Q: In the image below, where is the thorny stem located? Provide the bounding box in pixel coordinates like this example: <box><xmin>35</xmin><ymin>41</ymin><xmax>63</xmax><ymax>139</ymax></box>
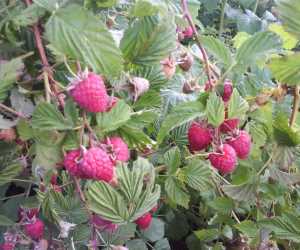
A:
<box><xmin>0</xmin><ymin>102</ymin><xmax>27</xmax><ymax>119</ymax></box>
<box><xmin>289</xmin><ymin>86</ymin><xmax>300</xmax><ymax>127</ymax></box>
<box><xmin>24</xmin><ymin>0</ymin><xmax>65</xmax><ymax>108</ymax></box>
<box><xmin>181</xmin><ymin>0</ymin><xmax>213</xmax><ymax>86</ymax></box>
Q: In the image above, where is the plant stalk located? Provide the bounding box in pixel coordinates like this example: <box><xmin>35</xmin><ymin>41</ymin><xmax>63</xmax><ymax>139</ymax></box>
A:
<box><xmin>219</xmin><ymin>0</ymin><xmax>227</xmax><ymax>38</ymax></box>
<box><xmin>289</xmin><ymin>86</ymin><xmax>300</xmax><ymax>126</ymax></box>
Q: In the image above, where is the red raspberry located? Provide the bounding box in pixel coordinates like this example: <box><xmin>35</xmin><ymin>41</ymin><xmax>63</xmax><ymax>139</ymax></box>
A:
<box><xmin>183</xmin><ymin>26</ymin><xmax>194</xmax><ymax>38</ymax></box>
<box><xmin>79</xmin><ymin>147</ymin><xmax>115</xmax><ymax>182</ymax></box>
<box><xmin>208</xmin><ymin>144</ymin><xmax>237</xmax><ymax>174</ymax></box>
<box><xmin>220</xmin><ymin>119</ymin><xmax>239</xmax><ymax>133</ymax></box>
<box><xmin>227</xmin><ymin>130</ymin><xmax>251</xmax><ymax>159</ymax></box>
<box><xmin>69</xmin><ymin>72</ymin><xmax>109</xmax><ymax>112</ymax></box>
<box><xmin>104</xmin><ymin>137</ymin><xmax>130</xmax><ymax>162</ymax></box>
<box><xmin>188</xmin><ymin>122</ymin><xmax>212</xmax><ymax>152</ymax></box>
<box><xmin>222</xmin><ymin>80</ymin><xmax>233</xmax><ymax>102</ymax></box>
<box><xmin>63</xmin><ymin>149</ymin><xmax>83</xmax><ymax>177</ymax></box>
<box><xmin>92</xmin><ymin>215</ymin><xmax>118</xmax><ymax>232</ymax></box>
<box><xmin>0</xmin><ymin>129</ymin><xmax>16</xmax><ymax>142</ymax></box>
<box><xmin>0</xmin><ymin>243</ymin><xmax>14</xmax><ymax>250</ymax></box>
<box><xmin>160</xmin><ymin>58</ymin><xmax>176</xmax><ymax>79</ymax></box>
<box><xmin>135</xmin><ymin>212</ymin><xmax>152</xmax><ymax>230</ymax></box>
<box><xmin>24</xmin><ymin>219</ymin><xmax>44</xmax><ymax>240</ymax></box>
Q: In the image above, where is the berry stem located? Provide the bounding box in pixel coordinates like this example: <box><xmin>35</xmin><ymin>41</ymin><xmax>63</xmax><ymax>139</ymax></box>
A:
<box><xmin>181</xmin><ymin>0</ymin><xmax>213</xmax><ymax>86</ymax></box>
<box><xmin>289</xmin><ymin>86</ymin><xmax>300</xmax><ymax>127</ymax></box>
<box><xmin>0</xmin><ymin>102</ymin><xmax>27</xmax><ymax>119</ymax></box>
<box><xmin>23</xmin><ymin>0</ymin><xmax>65</xmax><ymax>108</ymax></box>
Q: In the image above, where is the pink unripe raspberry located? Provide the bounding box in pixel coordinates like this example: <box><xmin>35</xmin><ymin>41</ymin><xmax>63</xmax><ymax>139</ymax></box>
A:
<box><xmin>188</xmin><ymin>122</ymin><xmax>212</xmax><ymax>152</ymax></box>
<box><xmin>0</xmin><ymin>243</ymin><xmax>14</xmax><ymax>250</ymax></box>
<box><xmin>222</xmin><ymin>80</ymin><xmax>233</xmax><ymax>102</ymax></box>
<box><xmin>183</xmin><ymin>26</ymin><xmax>194</xmax><ymax>38</ymax></box>
<box><xmin>24</xmin><ymin>219</ymin><xmax>44</xmax><ymax>240</ymax></box>
<box><xmin>79</xmin><ymin>147</ymin><xmax>115</xmax><ymax>182</ymax></box>
<box><xmin>104</xmin><ymin>137</ymin><xmax>130</xmax><ymax>162</ymax></box>
<box><xmin>92</xmin><ymin>215</ymin><xmax>118</xmax><ymax>232</ymax></box>
<box><xmin>209</xmin><ymin>144</ymin><xmax>237</xmax><ymax>174</ymax></box>
<box><xmin>220</xmin><ymin>119</ymin><xmax>239</xmax><ymax>133</ymax></box>
<box><xmin>69</xmin><ymin>72</ymin><xmax>109</xmax><ymax>113</ymax></box>
<box><xmin>135</xmin><ymin>212</ymin><xmax>152</xmax><ymax>230</ymax></box>
<box><xmin>63</xmin><ymin>149</ymin><xmax>83</xmax><ymax>177</ymax></box>
<box><xmin>0</xmin><ymin>129</ymin><xmax>16</xmax><ymax>142</ymax></box>
<box><xmin>227</xmin><ymin>130</ymin><xmax>251</xmax><ymax>159</ymax></box>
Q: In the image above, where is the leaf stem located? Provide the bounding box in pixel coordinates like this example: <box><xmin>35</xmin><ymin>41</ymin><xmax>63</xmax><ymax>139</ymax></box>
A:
<box><xmin>257</xmin><ymin>152</ymin><xmax>273</xmax><ymax>176</ymax></box>
<box><xmin>0</xmin><ymin>103</ymin><xmax>27</xmax><ymax>119</ymax></box>
<box><xmin>218</xmin><ymin>0</ymin><xmax>227</xmax><ymax>38</ymax></box>
<box><xmin>289</xmin><ymin>86</ymin><xmax>300</xmax><ymax>126</ymax></box>
<box><xmin>181</xmin><ymin>0</ymin><xmax>213</xmax><ymax>86</ymax></box>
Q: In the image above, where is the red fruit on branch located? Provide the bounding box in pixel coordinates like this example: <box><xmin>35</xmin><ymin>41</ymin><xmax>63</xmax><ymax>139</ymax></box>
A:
<box><xmin>208</xmin><ymin>144</ymin><xmax>237</xmax><ymax>174</ymax></box>
<box><xmin>222</xmin><ymin>80</ymin><xmax>233</xmax><ymax>102</ymax></box>
<box><xmin>220</xmin><ymin>118</ymin><xmax>239</xmax><ymax>133</ymax></box>
<box><xmin>79</xmin><ymin>147</ymin><xmax>115</xmax><ymax>182</ymax></box>
<box><xmin>69</xmin><ymin>72</ymin><xmax>109</xmax><ymax>112</ymax></box>
<box><xmin>104</xmin><ymin>137</ymin><xmax>130</xmax><ymax>162</ymax></box>
<box><xmin>183</xmin><ymin>26</ymin><xmax>194</xmax><ymax>38</ymax></box>
<box><xmin>92</xmin><ymin>215</ymin><xmax>118</xmax><ymax>232</ymax></box>
<box><xmin>188</xmin><ymin>122</ymin><xmax>212</xmax><ymax>152</ymax></box>
<box><xmin>135</xmin><ymin>212</ymin><xmax>152</xmax><ymax>230</ymax></box>
<box><xmin>24</xmin><ymin>219</ymin><xmax>44</xmax><ymax>240</ymax></box>
<box><xmin>227</xmin><ymin>130</ymin><xmax>251</xmax><ymax>159</ymax></box>
<box><xmin>63</xmin><ymin>149</ymin><xmax>83</xmax><ymax>177</ymax></box>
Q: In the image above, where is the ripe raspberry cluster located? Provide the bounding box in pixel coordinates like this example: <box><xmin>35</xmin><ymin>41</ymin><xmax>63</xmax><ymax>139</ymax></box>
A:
<box><xmin>134</xmin><ymin>204</ymin><xmax>158</xmax><ymax>230</ymax></box>
<box><xmin>188</xmin><ymin>80</ymin><xmax>252</xmax><ymax>174</ymax></box>
<box><xmin>20</xmin><ymin>207</ymin><xmax>45</xmax><ymax>240</ymax></box>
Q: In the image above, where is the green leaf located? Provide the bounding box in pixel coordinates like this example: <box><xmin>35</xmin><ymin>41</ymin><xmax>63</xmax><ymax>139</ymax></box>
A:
<box><xmin>181</xmin><ymin>160</ymin><xmax>213</xmax><ymax>192</ymax></box>
<box><xmin>273</xmin><ymin>112</ymin><xmax>300</xmax><ymax>146</ymax></box>
<box><xmin>233</xmin><ymin>32</ymin><xmax>252</xmax><ymax>49</ymax></box>
<box><xmin>0</xmin><ymin>163</ymin><xmax>23</xmax><ymax>186</ymax></box>
<box><xmin>33</xmin><ymin>0</ymin><xmax>69</xmax><ymax>11</ymax></box>
<box><xmin>96</xmin><ymin>0</ymin><xmax>118</xmax><ymax>8</ymax></box>
<box><xmin>142</xmin><ymin>218</ymin><xmax>164</xmax><ymax>241</ymax></box>
<box><xmin>259</xmin><ymin>213</ymin><xmax>300</xmax><ymax>242</ymax></box>
<box><xmin>278</xmin><ymin>0</ymin><xmax>300</xmax><ymax>39</ymax></box>
<box><xmin>234</xmin><ymin>220</ymin><xmax>258</xmax><ymax>239</ymax></box>
<box><xmin>269</xmin><ymin>166</ymin><xmax>300</xmax><ymax>186</ymax></box>
<box><xmin>96</xmin><ymin>100</ymin><xmax>131</xmax><ymax>133</ymax></box>
<box><xmin>207</xmin><ymin>197</ymin><xmax>235</xmax><ymax>215</ymax></box>
<box><xmin>64</xmin><ymin>99</ymin><xmax>78</xmax><ymax>126</ymax></box>
<box><xmin>165</xmin><ymin>177</ymin><xmax>190</xmax><ymax>208</ymax></box>
<box><xmin>164</xmin><ymin>147</ymin><xmax>181</xmax><ymax>175</ymax></box>
<box><xmin>269</xmin><ymin>23</ymin><xmax>298</xmax><ymax>50</ymax></box>
<box><xmin>126</xmin><ymin>239</ymin><xmax>148</xmax><ymax>250</ymax></box>
<box><xmin>157</xmin><ymin>101</ymin><xmax>204</xmax><ymax>144</ymax></box>
<box><xmin>154</xmin><ymin>238</ymin><xmax>171</xmax><ymax>250</ymax></box>
<box><xmin>45</xmin><ymin>4</ymin><xmax>123</xmax><ymax>76</ymax></box>
<box><xmin>268</xmin><ymin>53</ymin><xmax>300</xmax><ymax>86</ymax></box>
<box><xmin>32</xmin><ymin>102</ymin><xmax>73</xmax><ymax>130</ymax></box>
<box><xmin>0</xmin><ymin>214</ymin><xmax>15</xmax><ymax>226</ymax></box>
<box><xmin>86</xmin><ymin>181</ymin><xmax>129</xmax><ymax>223</ymax></box>
<box><xmin>13</xmin><ymin>3</ymin><xmax>46</xmax><ymax>27</ymax></box>
<box><xmin>236</xmin><ymin>31</ymin><xmax>282</xmax><ymax>68</ymax></box>
<box><xmin>201</xmin><ymin>36</ymin><xmax>233</xmax><ymax>68</ymax></box>
<box><xmin>120</xmin><ymin>15</ymin><xmax>176</xmax><ymax>65</ymax></box>
<box><xmin>227</xmin><ymin>89</ymin><xmax>249</xmax><ymax>119</ymax></box>
<box><xmin>130</xmin><ymin>0</ymin><xmax>161</xmax><ymax>17</ymax></box>
<box><xmin>194</xmin><ymin>229</ymin><xmax>219</xmax><ymax>242</ymax></box>
<box><xmin>17</xmin><ymin>119</ymin><xmax>33</xmax><ymax>140</ymax></box>
<box><xmin>34</xmin><ymin>143</ymin><xmax>63</xmax><ymax>169</ymax></box>
<box><xmin>0</xmin><ymin>58</ymin><xmax>24</xmax><ymax>102</ymax></box>
<box><xmin>206</xmin><ymin>92</ymin><xmax>225</xmax><ymax>127</ymax></box>
<box><xmin>222</xmin><ymin>182</ymin><xmax>257</xmax><ymax>202</ymax></box>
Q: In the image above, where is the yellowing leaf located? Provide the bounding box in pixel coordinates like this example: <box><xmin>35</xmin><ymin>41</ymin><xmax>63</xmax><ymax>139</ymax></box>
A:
<box><xmin>269</xmin><ymin>23</ymin><xmax>298</xmax><ymax>50</ymax></box>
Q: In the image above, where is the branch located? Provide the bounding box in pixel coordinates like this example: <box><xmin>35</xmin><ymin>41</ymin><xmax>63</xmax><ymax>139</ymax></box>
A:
<box><xmin>0</xmin><ymin>103</ymin><xmax>27</xmax><ymax>119</ymax></box>
<box><xmin>289</xmin><ymin>86</ymin><xmax>300</xmax><ymax>127</ymax></box>
<box><xmin>181</xmin><ymin>0</ymin><xmax>213</xmax><ymax>86</ymax></box>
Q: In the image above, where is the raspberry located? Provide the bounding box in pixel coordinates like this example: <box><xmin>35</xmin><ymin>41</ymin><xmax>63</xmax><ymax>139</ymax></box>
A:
<box><xmin>79</xmin><ymin>147</ymin><xmax>115</xmax><ymax>182</ymax></box>
<box><xmin>69</xmin><ymin>72</ymin><xmax>109</xmax><ymax>112</ymax></box>
<box><xmin>104</xmin><ymin>137</ymin><xmax>130</xmax><ymax>162</ymax></box>
<box><xmin>227</xmin><ymin>130</ymin><xmax>251</xmax><ymax>159</ymax></box>
<box><xmin>208</xmin><ymin>144</ymin><xmax>237</xmax><ymax>174</ymax></box>
<box><xmin>92</xmin><ymin>215</ymin><xmax>118</xmax><ymax>232</ymax></box>
<box><xmin>63</xmin><ymin>150</ymin><xmax>83</xmax><ymax>177</ymax></box>
<box><xmin>179</xmin><ymin>53</ymin><xmax>194</xmax><ymax>71</ymax></box>
<box><xmin>160</xmin><ymin>58</ymin><xmax>176</xmax><ymax>79</ymax></box>
<box><xmin>0</xmin><ymin>129</ymin><xmax>16</xmax><ymax>142</ymax></box>
<box><xmin>183</xmin><ymin>26</ymin><xmax>194</xmax><ymax>38</ymax></box>
<box><xmin>222</xmin><ymin>80</ymin><xmax>233</xmax><ymax>102</ymax></box>
<box><xmin>135</xmin><ymin>212</ymin><xmax>152</xmax><ymax>230</ymax></box>
<box><xmin>188</xmin><ymin>122</ymin><xmax>212</xmax><ymax>152</ymax></box>
<box><xmin>0</xmin><ymin>243</ymin><xmax>14</xmax><ymax>250</ymax></box>
<box><xmin>24</xmin><ymin>219</ymin><xmax>44</xmax><ymax>240</ymax></box>
<box><xmin>220</xmin><ymin>119</ymin><xmax>239</xmax><ymax>133</ymax></box>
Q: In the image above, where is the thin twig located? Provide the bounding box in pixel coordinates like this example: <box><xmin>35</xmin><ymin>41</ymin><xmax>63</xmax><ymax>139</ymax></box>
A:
<box><xmin>181</xmin><ymin>0</ymin><xmax>213</xmax><ymax>86</ymax></box>
<box><xmin>0</xmin><ymin>103</ymin><xmax>27</xmax><ymax>119</ymax></box>
<box><xmin>257</xmin><ymin>152</ymin><xmax>273</xmax><ymax>176</ymax></box>
<box><xmin>289</xmin><ymin>86</ymin><xmax>300</xmax><ymax>126</ymax></box>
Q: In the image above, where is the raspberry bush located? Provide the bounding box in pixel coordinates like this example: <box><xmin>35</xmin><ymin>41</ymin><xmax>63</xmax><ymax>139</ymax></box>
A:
<box><xmin>1</xmin><ymin>0</ymin><xmax>300</xmax><ymax>249</ymax></box>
